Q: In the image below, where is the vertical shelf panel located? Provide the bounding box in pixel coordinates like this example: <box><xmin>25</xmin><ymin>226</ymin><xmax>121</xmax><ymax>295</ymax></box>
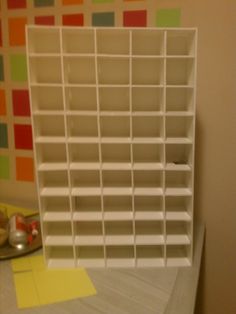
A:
<box><xmin>27</xmin><ymin>26</ymin><xmax>197</xmax><ymax>268</ymax></box>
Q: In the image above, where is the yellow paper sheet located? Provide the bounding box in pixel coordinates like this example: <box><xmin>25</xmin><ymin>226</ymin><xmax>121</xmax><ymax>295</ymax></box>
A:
<box><xmin>13</xmin><ymin>272</ymin><xmax>39</xmax><ymax>308</ymax></box>
<box><xmin>11</xmin><ymin>255</ymin><xmax>96</xmax><ymax>309</ymax></box>
<box><xmin>11</xmin><ymin>255</ymin><xmax>46</xmax><ymax>272</ymax></box>
<box><xmin>0</xmin><ymin>202</ymin><xmax>38</xmax><ymax>218</ymax></box>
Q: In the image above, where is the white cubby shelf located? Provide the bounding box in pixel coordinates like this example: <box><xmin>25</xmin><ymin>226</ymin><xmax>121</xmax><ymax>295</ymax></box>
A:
<box><xmin>26</xmin><ymin>26</ymin><xmax>197</xmax><ymax>268</ymax></box>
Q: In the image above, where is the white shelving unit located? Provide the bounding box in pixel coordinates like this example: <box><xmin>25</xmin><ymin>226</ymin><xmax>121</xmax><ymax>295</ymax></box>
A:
<box><xmin>26</xmin><ymin>26</ymin><xmax>197</xmax><ymax>268</ymax></box>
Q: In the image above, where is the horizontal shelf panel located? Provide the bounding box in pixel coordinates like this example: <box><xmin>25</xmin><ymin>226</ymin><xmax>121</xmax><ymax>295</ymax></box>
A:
<box><xmin>134</xmin><ymin>187</ymin><xmax>164</xmax><ymax>196</ymax></box>
<box><xmin>166</xmin><ymin>212</ymin><xmax>191</xmax><ymax>221</ymax></box>
<box><xmin>133</xmin><ymin>163</ymin><xmax>164</xmax><ymax>170</ymax></box>
<box><xmin>166</xmin><ymin>235</ymin><xmax>191</xmax><ymax>245</ymax></box>
<box><xmin>73</xmin><ymin>212</ymin><xmax>103</xmax><ymax>221</ymax></box>
<box><xmin>47</xmin><ymin>259</ymin><xmax>75</xmax><ymax>268</ymax></box>
<box><xmin>136</xmin><ymin>258</ymin><xmax>165</xmax><ymax>267</ymax></box>
<box><xmin>43</xmin><ymin>212</ymin><xmax>71</xmax><ymax>221</ymax></box>
<box><xmin>105</xmin><ymin>235</ymin><xmax>134</xmax><ymax>245</ymax></box>
<box><xmin>75</xmin><ymin>235</ymin><xmax>104</xmax><ymax>245</ymax></box>
<box><xmin>104</xmin><ymin>212</ymin><xmax>133</xmax><ymax>221</ymax></box>
<box><xmin>72</xmin><ymin>187</ymin><xmax>102</xmax><ymax>196</ymax></box>
<box><xmin>35</xmin><ymin>136</ymin><xmax>66</xmax><ymax>143</ymax></box>
<box><xmin>38</xmin><ymin>163</ymin><xmax>68</xmax><ymax>171</ymax></box>
<box><xmin>165</xmin><ymin>138</ymin><xmax>193</xmax><ymax>144</ymax></box>
<box><xmin>68</xmin><ymin>137</ymin><xmax>99</xmax><ymax>144</ymax></box>
<box><xmin>40</xmin><ymin>187</ymin><xmax>70</xmax><ymax>196</ymax></box>
<box><xmin>106</xmin><ymin>259</ymin><xmax>135</xmax><ymax>268</ymax></box>
<box><xmin>132</xmin><ymin>111</ymin><xmax>164</xmax><ymax>116</ymax></box>
<box><xmin>165</xmin><ymin>111</ymin><xmax>194</xmax><ymax>117</ymax></box>
<box><xmin>136</xmin><ymin>235</ymin><xmax>164</xmax><ymax>245</ymax></box>
<box><xmin>70</xmin><ymin>162</ymin><xmax>100</xmax><ymax>170</ymax></box>
<box><xmin>102</xmin><ymin>162</ymin><xmax>132</xmax><ymax>170</ymax></box>
<box><xmin>165</xmin><ymin>163</ymin><xmax>191</xmax><ymax>171</ymax></box>
<box><xmin>45</xmin><ymin>236</ymin><xmax>73</xmax><ymax>246</ymax></box>
<box><xmin>103</xmin><ymin>187</ymin><xmax>133</xmax><ymax>196</ymax></box>
<box><xmin>135</xmin><ymin>212</ymin><xmax>164</xmax><ymax>220</ymax></box>
<box><xmin>165</xmin><ymin>188</ymin><xmax>192</xmax><ymax>196</ymax></box>
<box><xmin>33</xmin><ymin>110</ymin><xmax>64</xmax><ymax>116</ymax></box>
<box><xmin>166</xmin><ymin>258</ymin><xmax>191</xmax><ymax>267</ymax></box>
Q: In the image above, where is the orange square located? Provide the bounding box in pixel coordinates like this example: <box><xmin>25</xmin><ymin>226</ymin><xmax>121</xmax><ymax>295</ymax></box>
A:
<box><xmin>62</xmin><ymin>0</ymin><xmax>83</xmax><ymax>4</ymax></box>
<box><xmin>0</xmin><ymin>89</ymin><xmax>6</xmax><ymax>115</ymax></box>
<box><xmin>8</xmin><ymin>17</ymin><xmax>27</xmax><ymax>46</ymax></box>
<box><xmin>16</xmin><ymin>156</ymin><xmax>34</xmax><ymax>182</ymax></box>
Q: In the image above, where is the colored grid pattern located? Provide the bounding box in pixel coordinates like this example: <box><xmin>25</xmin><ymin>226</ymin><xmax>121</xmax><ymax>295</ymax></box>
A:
<box><xmin>0</xmin><ymin>1</ymin><xmax>181</xmax><ymax>182</ymax></box>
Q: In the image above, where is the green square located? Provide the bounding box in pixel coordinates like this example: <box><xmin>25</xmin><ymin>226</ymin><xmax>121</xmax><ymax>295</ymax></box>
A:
<box><xmin>34</xmin><ymin>0</ymin><xmax>54</xmax><ymax>7</ymax></box>
<box><xmin>0</xmin><ymin>156</ymin><xmax>10</xmax><ymax>179</ymax></box>
<box><xmin>0</xmin><ymin>56</ymin><xmax>4</xmax><ymax>81</ymax></box>
<box><xmin>10</xmin><ymin>54</ymin><xmax>27</xmax><ymax>82</ymax></box>
<box><xmin>156</xmin><ymin>8</ymin><xmax>181</xmax><ymax>27</ymax></box>
<box><xmin>92</xmin><ymin>12</ymin><xmax>114</xmax><ymax>27</ymax></box>
<box><xmin>0</xmin><ymin>123</ymin><xmax>8</xmax><ymax>148</ymax></box>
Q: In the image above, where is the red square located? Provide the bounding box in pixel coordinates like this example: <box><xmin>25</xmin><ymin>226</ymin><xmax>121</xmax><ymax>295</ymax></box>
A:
<box><xmin>12</xmin><ymin>90</ymin><xmax>30</xmax><ymax>117</ymax></box>
<box><xmin>35</xmin><ymin>16</ymin><xmax>55</xmax><ymax>25</ymax></box>
<box><xmin>62</xmin><ymin>14</ymin><xmax>84</xmax><ymax>26</ymax></box>
<box><xmin>7</xmin><ymin>0</ymin><xmax>26</xmax><ymax>9</ymax></box>
<box><xmin>14</xmin><ymin>124</ymin><xmax>33</xmax><ymax>150</ymax></box>
<box><xmin>123</xmin><ymin>10</ymin><xmax>147</xmax><ymax>27</ymax></box>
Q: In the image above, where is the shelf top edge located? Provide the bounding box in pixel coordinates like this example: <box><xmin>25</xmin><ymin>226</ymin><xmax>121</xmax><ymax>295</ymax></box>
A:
<box><xmin>26</xmin><ymin>25</ymin><xmax>198</xmax><ymax>32</ymax></box>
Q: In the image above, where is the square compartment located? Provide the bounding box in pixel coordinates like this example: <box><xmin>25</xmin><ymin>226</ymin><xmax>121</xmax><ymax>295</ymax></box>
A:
<box><xmin>97</xmin><ymin>29</ymin><xmax>129</xmax><ymax>55</ymax></box>
<box><xmin>74</xmin><ymin>196</ymin><xmax>102</xmax><ymax>215</ymax></box>
<box><xmin>134</xmin><ymin>195</ymin><xmax>163</xmax><ymax>219</ymax></box>
<box><xmin>132</xmin><ymin>58</ymin><xmax>164</xmax><ymax>85</ymax></box>
<box><xmin>68</xmin><ymin>115</ymin><xmax>98</xmax><ymax>138</ymax></box>
<box><xmin>71</xmin><ymin>170</ymin><xmax>100</xmax><ymax>188</ymax></box>
<box><xmin>99</xmin><ymin>87</ymin><xmax>129</xmax><ymax>112</ymax></box>
<box><xmin>41</xmin><ymin>196</ymin><xmax>70</xmax><ymax>219</ymax></box>
<box><xmin>166</xmin><ymin>58</ymin><xmax>194</xmax><ymax>86</ymax></box>
<box><xmin>166</xmin><ymin>116</ymin><xmax>193</xmax><ymax>141</ymax></box>
<box><xmin>37</xmin><ymin>143</ymin><xmax>67</xmax><ymax>166</ymax></box>
<box><xmin>103</xmin><ymin>196</ymin><xmax>132</xmax><ymax>219</ymax></box>
<box><xmin>135</xmin><ymin>221</ymin><xmax>164</xmax><ymax>246</ymax></box>
<box><xmin>65</xmin><ymin>87</ymin><xmax>97</xmax><ymax>111</ymax></box>
<box><xmin>132</xmin><ymin>29</ymin><xmax>164</xmax><ymax>55</ymax></box>
<box><xmin>102</xmin><ymin>170</ymin><xmax>132</xmax><ymax>188</ymax></box>
<box><xmin>166</xmin><ymin>245</ymin><xmax>191</xmax><ymax>266</ymax></box>
<box><xmin>133</xmin><ymin>143</ymin><xmax>164</xmax><ymax>166</ymax></box>
<box><xmin>75</xmin><ymin>221</ymin><xmax>103</xmax><ymax>236</ymax></box>
<box><xmin>69</xmin><ymin>143</ymin><xmax>99</xmax><ymax>163</ymax></box>
<box><xmin>105</xmin><ymin>220</ymin><xmax>134</xmax><ymax>245</ymax></box>
<box><xmin>106</xmin><ymin>246</ymin><xmax>135</xmax><ymax>267</ymax></box>
<box><xmin>29</xmin><ymin>56</ymin><xmax>62</xmax><ymax>84</ymax></box>
<box><xmin>45</xmin><ymin>246</ymin><xmax>75</xmax><ymax>268</ymax></box>
<box><xmin>132</xmin><ymin>116</ymin><xmax>163</xmax><ymax>139</ymax></box>
<box><xmin>34</xmin><ymin>115</ymin><xmax>65</xmax><ymax>138</ymax></box>
<box><xmin>133</xmin><ymin>170</ymin><xmax>163</xmax><ymax>188</ymax></box>
<box><xmin>167</xmin><ymin>30</ymin><xmax>196</xmax><ymax>56</ymax></box>
<box><xmin>38</xmin><ymin>170</ymin><xmax>69</xmax><ymax>189</ymax></box>
<box><xmin>31</xmin><ymin>86</ymin><xmax>63</xmax><ymax>111</ymax></box>
<box><xmin>27</xmin><ymin>28</ymin><xmax>60</xmax><ymax>54</ymax></box>
<box><xmin>43</xmin><ymin>221</ymin><xmax>73</xmax><ymax>246</ymax></box>
<box><xmin>136</xmin><ymin>245</ymin><xmax>164</xmax><ymax>267</ymax></box>
<box><xmin>132</xmin><ymin>87</ymin><xmax>164</xmax><ymax>112</ymax></box>
<box><xmin>100</xmin><ymin>116</ymin><xmax>130</xmax><ymax>138</ymax></box>
<box><xmin>101</xmin><ymin>143</ymin><xmax>130</xmax><ymax>164</ymax></box>
<box><xmin>98</xmin><ymin>57</ymin><xmax>129</xmax><ymax>85</ymax></box>
<box><xmin>76</xmin><ymin>246</ymin><xmax>105</xmax><ymax>267</ymax></box>
<box><xmin>62</xmin><ymin>29</ymin><xmax>94</xmax><ymax>54</ymax></box>
<box><xmin>165</xmin><ymin>171</ymin><xmax>191</xmax><ymax>190</ymax></box>
<box><xmin>166</xmin><ymin>143</ymin><xmax>192</xmax><ymax>169</ymax></box>
<box><xmin>64</xmin><ymin>56</ymin><xmax>96</xmax><ymax>84</ymax></box>
<box><xmin>165</xmin><ymin>196</ymin><xmax>192</xmax><ymax>221</ymax></box>
<box><xmin>166</xmin><ymin>87</ymin><xmax>194</xmax><ymax>112</ymax></box>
